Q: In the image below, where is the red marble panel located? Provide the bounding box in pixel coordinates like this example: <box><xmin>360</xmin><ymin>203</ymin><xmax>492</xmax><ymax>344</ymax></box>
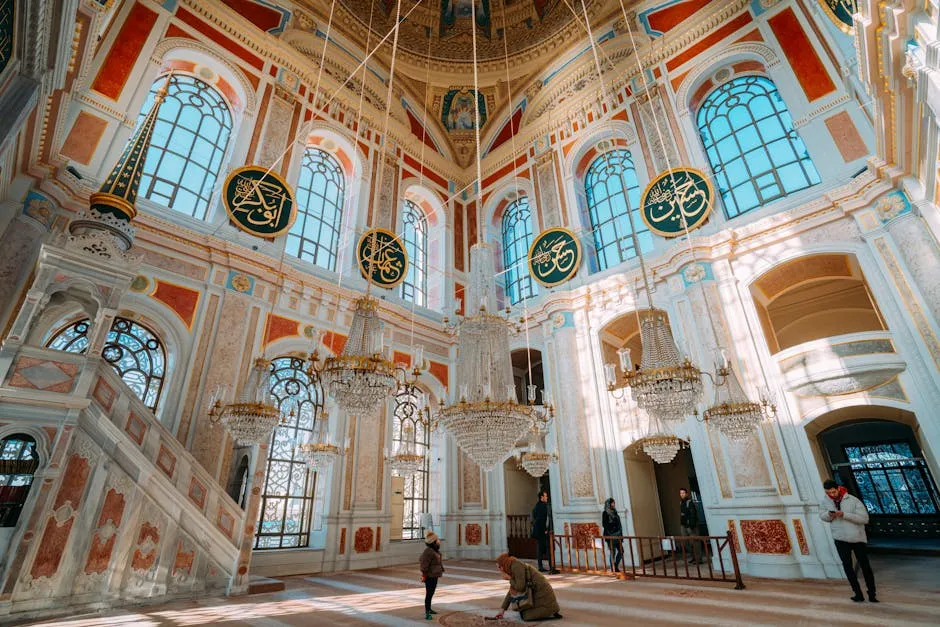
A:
<box><xmin>768</xmin><ymin>8</ymin><xmax>835</xmax><ymax>102</ymax></box>
<box><xmin>150</xmin><ymin>280</ymin><xmax>200</xmax><ymax>329</ymax></box>
<box><xmin>7</xmin><ymin>357</ymin><xmax>80</xmax><ymax>393</ymax></box>
<box><xmin>429</xmin><ymin>361</ymin><xmax>448</xmax><ymax>390</ymax></box>
<box><xmin>84</xmin><ymin>488</ymin><xmax>126</xmax><ymax>575</ymax></box>
<box><xmin>131</xmin><ymin>522</ymin><xmax>160</xmax><ymax>571</ymax></box>
<box><xmin>59</xmin><ymin>111</ymin><xmax>108</xmax><ymax>165</ymax></box>
<box><xmin>175</xmin><ymin>7</ymin><xmax>264</xmax><ymax>70</ymax></box>
<box><xmin>172</xmin><ymin>541</ymin><xmax>196</xmax><ymax>576</ymax></box>
<box><xmin>92</xmin><ymin>377</ymin><xmax>116</xmax><ymax>411</ymax></box>
<box><xmin>666</xmin><ymin>13</ymin><xmax>753</xmax><ymax>71</ymax></box>
<box><xmin>375</xmin><ymin>526</ymin><xmax>382</xmax><ymax>552</ymax></box>
<box><xmin>354</xmin><ymin>527</ymin><xmax>373</xmax><ymax>553</ymax></box>
<box><xmin>156</xmin><ymin>444</ymin><xmax>177</xmax><ymax>479</ymax></box>
<box><xmin>91</xmin><ymin>3</ymin><xmax>158</xmax><ymax>100</ymax></box>
<box><xmin>263</xmin><ymin>313</ymin><xmax>300</xmax><ymax>347</ymax></box>
<box><xmin>792</xmin><ymin>518</ymin><xmax>810</xmax><ymax>555</ymax></box>
<box><xmin>571</xmin><ymin>522</ymin><xmax>600</xmax><ymax>550</ymax></box>
<box><xmin>467</xmin><ymin>201</ymin><xmax>478</xmax><ymax>247</ymax></box>
<box><xmin>31</xmin><ymin>518</ymin><xmax>75</xmax><ymax>579</ymax></box>
<box><xmin>220</xmin><ymin>0</ymin><xmax>284</xmax><ymax>32</ymax></box>
<box><xmin>465</xmin><ymin>523</ymin><xmax>482</xmax><ymax>545</ymax></box>
<box><xmin>488</xmin><ymin>107</ymin><xmax>524</xmax><ymax>154</ymax></box>
<box><xmin>124</xmin><ymin>412</ymin><xmax>147</xmax><ymax>446</ymax></box>
<box><xmin>392</xmin><ymin>351</ymin><xmax>412</xmax><ymax>369</ymax></box>
<box><xmin>727</xmin><ymin>520</ymin><xmax>740</xmax><ymax>553</ymax></box>
<box><xmin>322</xmin><ymin>331</ymin><xmax>347</xmax><ymax>356</ymax></box>
<box><xmin>54</xmin><ymin>455</ymin><xmax>90</xmax><ymax>510</ymax></box>
<box><xmin>188</xmin><ymin>476</ymin><xmax>207</xmax><ymax>510</ymax></box>
<box><xmin>454</xmin><ymin>283</ymin><xmax>465</xmax><ymax>316</ymax></box>
<box><xmin>645</xmin><ymin>0</ymin><xmax>711</xmax><ymax>34</ymax></box>
<box><xmin>339</xmin><ymin>527</ymin><xmax>347</xmax><ymax>554</ymax></box>
<box><xmin>217</xmin><ymin>509</ymin><xmax>235</xmax><ymax>539</ymax></box>
<box><xmin>824</xmin><ymin>111</ymin><xmax>867</xmax><ymax>162</ymax></box>
<box><xmin>454</xmin><ymin>203</ymin><xmax>465</xmax><ymax>272</ymax></box>
<box><xmin>30</xmin><ymin>455</ymin><xmax>90</xmax><ymax>579</ymax></box>
<box><xmin>740</xmin><ymin>519</ymin><xmax>792</xmax><ymax>555</ymax></box>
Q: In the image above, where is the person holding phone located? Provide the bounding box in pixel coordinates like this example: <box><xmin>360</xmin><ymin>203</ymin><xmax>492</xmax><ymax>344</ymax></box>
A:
<box><xmin>820</xmin><ymin>479</ymin><xmax>877</xmax><ymax>603</ymax></box>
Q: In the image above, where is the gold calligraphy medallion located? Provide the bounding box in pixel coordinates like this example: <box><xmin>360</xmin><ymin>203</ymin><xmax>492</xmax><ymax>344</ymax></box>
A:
<box><xmin>223</xmin><ymin>166</ymin><xmax>297</xmax><ymax>237</ymax></box>
<box><xmin>639</xmin><ymin>167</ymin><xmax>714</xmax><ymax>238</ymax></box>
<box><xmin>357</xmin><ymin>228</ymin><xmax>409</xmax><ymax>289</ymax></box>
<box><xmin>527</xmin><ymin>227</ymin><xmax>582</xmax><ymax>287</ymax></box>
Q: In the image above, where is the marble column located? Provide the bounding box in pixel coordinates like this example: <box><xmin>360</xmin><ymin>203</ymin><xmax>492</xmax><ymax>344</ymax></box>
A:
<box><xmin>0</xmin><ymin>192</ymin><xmax>55</xmax><ymax>335</ymax></box>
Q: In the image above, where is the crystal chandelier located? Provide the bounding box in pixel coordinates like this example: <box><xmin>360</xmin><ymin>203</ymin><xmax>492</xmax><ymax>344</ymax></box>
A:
<box><xmin>308</xmin><ymin>297</ymin><xmax>401</xmax><ymax>416</ymax></box>
<box><xmin>435</xmin><ymin>245</ymin><xmax>544</xmax><ymax>472</ymax></box>
<box><xmin>387</xmin><ymin>384</ymin><xmax>429</xmax><ymax>478</ymax></box>
<box><xmin>297</xmin><ymin>412</ymin><xmax>343</xmax><ymax>470</ymax></box>
<box><xmin>634</xmin><ymin>408</ymin><xmax>687</xmax><ymax>464</ymax></box>
<box><xmin>606</xmin><ymin>309</ymin><xmax>703</xmax><ymax>423</ymax></box>
<box><xmin>519</xmin><ymin>424</ymin><xmax>557</xmax><ymax>478</ymax></box>
<box><xmin>208</xmin><ymin>358</ymin><xmax>281</xmax><ymax>445</ymax></box>
<box><xmin>703</xmin><ymin>360</ymin><xmax>774</xmax><ymax>440</ymax></box>
<box><xmin>387</xmin><ymin>422</ymin><xmax>426</xmax><ymax>477</ymax></box>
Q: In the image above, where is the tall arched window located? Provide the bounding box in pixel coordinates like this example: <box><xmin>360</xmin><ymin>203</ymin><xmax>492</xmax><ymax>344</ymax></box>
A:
<box><xmin>256</xmin><ymin>356</ymin><xmax>324</xmax><ymax>549</ymax></box>
<box><xmin>393</xmin><ymin>386</ymin><xmax>430</xmax><ymax>540</ymax></box>
<box><xmin>400</xmin><ymin>199</ymin><xmax>428</xmax><ymax>307</ymax></box>
<box><xmin>0</xmin><ymin>435</ymin><xmax>40</xmax><ymax>528</ymax></box>
<box><xmin>46</xmin><ymin>317</ymin><xmax>166</xmax><ymax>411</ymax></box>
<box><xmin>287</xmin><ymin>148</ymin><xmax>345</xmax><ymax>271</ymax></box>
<box><xmin>584</xmin><ymin>149</ymin><xmax>652</xmax><ymax>272</ymax></box>
<box><xmin>138</xmin><ymin>74</ymin><xmax>233</xmax><ymax>220</ymax></box>
<box><xmin>501</xmin><ymin>196</ymin><xmax>535</xmax><ymax>305</ymax></box>
<box><xmin>696</xmin><ymin>75</ymin><xmax>820</xmax><ymax>219</ymax></box>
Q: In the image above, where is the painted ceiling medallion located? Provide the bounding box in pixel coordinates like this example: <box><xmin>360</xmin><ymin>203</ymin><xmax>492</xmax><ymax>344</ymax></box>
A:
<box><xmin>222</xmin><ymin>166</ymin><xmax>297</xmax><ymax>238</ymax></box>
<box><xmin>357</xmin><ymin>228</ymin><xmax>409</xmax><ymax>289</ymax></box>
<box><xmin>640</xmin><ymin>167</ymin><xmax>714</xmax><ymax>237</ymax></box>
<box><xmin>528</xmin><ymin>227</ymin><xmax>581</xmax><ymax>287</ymax></box>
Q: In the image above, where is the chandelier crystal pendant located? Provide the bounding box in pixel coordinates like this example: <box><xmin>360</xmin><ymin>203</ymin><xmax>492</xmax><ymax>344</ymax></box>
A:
<box><xmin>208</xmin><ymin>358</ymin><xmax>282</xmax><ymax>446</ymax></box>
<box><xmin>387</xmin><ymin>421</ymin><xmax>426</xmax><ymax>478</ymax></box>
<box><xmin>703</xmin><ymin>362</ymin><xmax>772</xmax><ymax>440</ymax></box>
<box><xmin>519</xmin><ymin>424</ymin><xmax>557</xmax><ymax>478</ymax></box>
<box><xmin>309</xmin><ymin>297</ymin><xmax>400</xmax><ymax>416</ymax></box>
<box><xmin>634</xmin><ymin>408</ymin><xmax>686</xmax><ymax>465</ymax></box>
<box><xmin>297</xmin><ymin>412</ymin><xmax>343</xmax><ymax>470</ymax></box>
<box><xmin>606</xmin><ymin>309</ymin><xmax>704</xmax><ymax>423</ymax></box>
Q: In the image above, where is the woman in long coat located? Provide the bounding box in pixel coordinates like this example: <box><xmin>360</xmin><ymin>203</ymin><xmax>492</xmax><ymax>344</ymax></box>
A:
<box><xmin>490</xmin><ymin>553</ymin><xmax>562</xmax><ymax>621</ymax></box>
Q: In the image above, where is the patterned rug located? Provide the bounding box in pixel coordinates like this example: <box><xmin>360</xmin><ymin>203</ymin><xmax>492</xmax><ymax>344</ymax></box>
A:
<box><xmin>437</xmin><ymin>611</ymin><xmax>520</xmax><ymax>626</ymax></box>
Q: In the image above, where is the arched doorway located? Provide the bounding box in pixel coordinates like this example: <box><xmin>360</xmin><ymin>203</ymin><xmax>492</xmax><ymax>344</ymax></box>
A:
<box><xmin>809</xmin><ymin>407</ymin><xmax>940</xmax><ymax>547</ymax></box>
<box><xmin>0</xmin><ymin>434</ymin><xmax>40</xmax><ymax>562</ymax></box>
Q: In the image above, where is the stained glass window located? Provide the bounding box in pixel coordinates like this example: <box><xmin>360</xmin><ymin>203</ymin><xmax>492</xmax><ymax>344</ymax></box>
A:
<box><xmin>255</xmin><ymin>356</ymin><xmax>324</xmax><ymax>549</ymax></box>
<box><xmin>0</xmin><ymin>435</ymin><xmax>39</xmax><ymax>527</ymax></box>
<box><xmin>47</xmin><ymin>317</ymin><xmax>166</xmax><ymax>411</ymax></box>
<box><xmin>584</xmin><ymin>149</ymin><xmax>652</xmax><ymax>271</ymax></box>
<box><xmin>393</xmin><ymin>386</ymin><xmax>430</xmax><ymax>540</ymax></box>
<box><xmin>138</xmin><ymin>74</ymin><xmax>233</xmax><ymax>220</ymax></box>
<box><xmin>501</xmin><ymin>196</ymin><xmax>536</xmax><ymax>305</ymax></box>
<box><xmin>696</xmin><ymin>75</ymin><xmax>820</xmax><ymax>219</ymax></box>
<box><xmin>843</xmin><ymin>442</ymin><xmax>938</xmax><ymax>515</ymax></box>
<box><xmin>400</xmin><ymin>199</ymin><xmax>429</xmax><ymax>307</ymax></box>
<box><xmin>287</xmin><ymin>148</ymin><xmax>345</xmax><ymax>271</ymax></box>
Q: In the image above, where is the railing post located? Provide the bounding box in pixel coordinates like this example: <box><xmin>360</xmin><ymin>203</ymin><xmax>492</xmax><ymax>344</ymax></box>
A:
<box><xmin>727</xmin><ymin>531</ymin><xmax>745</xmax><ymax>590</ymax></box>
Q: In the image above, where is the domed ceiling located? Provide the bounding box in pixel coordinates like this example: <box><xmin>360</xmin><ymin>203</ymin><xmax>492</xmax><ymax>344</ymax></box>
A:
<box><xmin>332</xmin><ymin>0</ymin><xmax>611</xmax><ymax>64</ymax></box>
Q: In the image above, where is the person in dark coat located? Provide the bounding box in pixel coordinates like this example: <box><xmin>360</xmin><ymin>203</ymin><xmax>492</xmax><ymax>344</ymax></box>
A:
<box><xmin>419</xmin><ymin>531</ymin><xmax>444</xmax><ymax>620</ymax></box>
<box><xmin>679</xmin><ymin>488</ymin><xmax>705</xmax><ymax>563</ymax></box>
<box><xmin>491</xmin><ymin>553</ymin><xmax>562</xmax><ymax>622</ymax></box>
<box><xmin>602</xmin><ymin>497</ymin><xmax>624</xmax><ymax>572</ymax></box>
<box><xmin>530</xmin><ymin>490</ymin><xmax>557</xmax><ymax>573</ymax></box>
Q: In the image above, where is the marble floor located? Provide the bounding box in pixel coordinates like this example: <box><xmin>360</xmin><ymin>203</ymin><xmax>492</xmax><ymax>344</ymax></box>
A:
<box><xmin>21</xmin><ymin>555</ymin><xmax>940</xmax><ymax>626</ymax></box>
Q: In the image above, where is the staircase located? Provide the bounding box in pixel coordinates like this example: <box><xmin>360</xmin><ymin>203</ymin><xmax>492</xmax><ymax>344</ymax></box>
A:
<box><xmin>0</xmin><ymin>346</ymin><xmax>248</xmax><ymax>620</ymax></box>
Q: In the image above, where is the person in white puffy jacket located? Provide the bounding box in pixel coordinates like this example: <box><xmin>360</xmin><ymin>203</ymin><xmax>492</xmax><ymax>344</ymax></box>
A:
<box><xmin>820</xmin><ymin>479</ymin><xmax>878</xmax><ymax>603</ymax></box>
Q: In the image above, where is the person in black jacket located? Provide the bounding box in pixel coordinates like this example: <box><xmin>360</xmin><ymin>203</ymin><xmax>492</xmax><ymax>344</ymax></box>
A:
<box><xmin>530</xmin><ymin>490</ymin><xmax>558</xmax><ymax>573</ymax></box>
<box><xmin>601</xmin><ymin>498</ymin><xmax>624</xmax><ymax>573</ymax></box>
<box><xmin>679</xmin><ymin>488</ymin><xmax>705</xmax><ymax>563</ymax></box>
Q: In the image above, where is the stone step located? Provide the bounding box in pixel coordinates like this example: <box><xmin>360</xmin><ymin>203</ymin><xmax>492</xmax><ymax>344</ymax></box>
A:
<box><xmin>248</xmin><ymin>575</ymin><xmax>286</xmax><ymax>595</ymax></box>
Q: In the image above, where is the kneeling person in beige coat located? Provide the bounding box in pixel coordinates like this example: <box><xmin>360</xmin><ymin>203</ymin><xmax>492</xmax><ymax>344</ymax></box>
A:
<box><xmin>491</xmin><ymin>553</ymin><xmax>562</xmax><ymax>622</ymax></box>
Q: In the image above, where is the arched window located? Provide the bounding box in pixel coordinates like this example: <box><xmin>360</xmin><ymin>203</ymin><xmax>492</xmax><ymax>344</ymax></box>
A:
<box><xmin>393</xmin><ymin>386</ymin><xmax>430</xmax><ymax>540</ymax></box>
<box><xmin>287</xmin><ymin>148</ymin><xmax>345</xmax><ymax>271</ymax></box>
<box><xmin>584</xmin><ymin>149</ymin><xmax>652</xmax><ymax>272</ymax></box>
<box><xmin>47</xmin><ymin>317</ymin><xmax>166</xmax><ymax>411</ymax></box>
<box><xmin>696</xmin><ymin>75</ymin><xmax>820</xmax><ymax>219</ymax></box>
<box><xmin>0</xmin><ymin>435</ymin><xmax>40</xmax><ymax>528</ymax></box>
<box><xmin>501</xmin><ymin>196</ymin><xmax>536</xmax><ymax>305</ymax></box>
<box><xmin>138</xmin><ymin>74</ymin><xmax>234</xmax><ymax>220</ymax></box>
<box><xmin>400</xmin><ymin>199</ymin><xmax>428</xmax><ymax>307</ymax></box>
<box><xmin>256</xmin><ymin>356</ymin><xmax>324</xmax><ymax>549</ymax></box>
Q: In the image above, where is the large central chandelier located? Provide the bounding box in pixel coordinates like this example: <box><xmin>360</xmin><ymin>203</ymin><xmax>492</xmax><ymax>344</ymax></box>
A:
<box><xmin>606</xmin><ymin>309</ymin><xmax>703</xmax><ymax>423</ymax></box>
<box><xmin>208</xmin><ymin>358</ymin><xmax>281</xmax><ymax>445</ymax></box>
<box><xmin>309</xmin><ymin>297</ymin><xmax>399</xmax><ymax>416</ymax></box>
<box><xmin>435</xmin><ymin>245</ymin><xmax>541</xmax><ymax>471</ymax></box>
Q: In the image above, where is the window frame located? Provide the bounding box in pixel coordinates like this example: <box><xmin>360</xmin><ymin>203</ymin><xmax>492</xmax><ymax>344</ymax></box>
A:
<box><xmin>500</xmin><ymin>196</ymin><xmax>536</xmax><ymax>305</ymax></box>
<box><xmin>695</xmin><ymin>74</ymin><xmax>820</xmax><ymax>219</ymax></box>
<box><xmin>138</xmin><ymin>74</ymin><xmax>234</xmax><ymax>221</ymax></box>
<box><xmin>287</xmin><ymin>147</ymin><xmax>346</xmax><ymax>272</ymax></box>
<box><xmin>583</xmin><ymin>148</ymin><xmax>651</xmax><ymax>272</ymax></box>
<box><xmin>392</xmin><ymin>385</ymin><xmax>431</xmax><ymax>541</ymax></box>
<box><xmin>400</xmin><ymin>199</ymin><xmax>429</xmax><ymax>307</ymax></box>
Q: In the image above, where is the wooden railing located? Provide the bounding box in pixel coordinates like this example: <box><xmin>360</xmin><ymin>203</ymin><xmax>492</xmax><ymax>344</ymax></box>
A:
<box><xmin>507</xmin><ymin>514</ymin><xmax>538</xmax><ymax>559</ymax></box>
<box><xmin>507</xmin><ymin>514</ymin><xmax>531</xmax><ymax>538</ymax></box>
<box><xmin>551</xmin><ymin>532</ymin><xmax>744</xmax><ymax>589</ymax></box>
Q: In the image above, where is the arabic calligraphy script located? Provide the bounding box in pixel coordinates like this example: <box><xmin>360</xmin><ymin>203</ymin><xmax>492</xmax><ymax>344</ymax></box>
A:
<box><xmin>358</xmin><ymin>229</ymin><xmax>408</xmax><ymax>289</ymax></box>
<box><xmin>223</xmin><ymin>166</ymin><xmax>296</xmax><ymax>237</ymax></box>
<box><xmin>640</xmin><ymin>168</ymin><xmax>713</xmax><ymax>237</ymax></box>
<box><xmin>528</xmin><ymin>228</ymin><xmax>581</xmax><ymax>287</ymax></box>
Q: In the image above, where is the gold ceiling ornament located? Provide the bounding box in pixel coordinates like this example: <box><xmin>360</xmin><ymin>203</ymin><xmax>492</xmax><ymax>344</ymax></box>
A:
<box><xmin>207</xmin><ymin>358</ymin><xmax>283</xmax><ymax>446</ymax></box>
